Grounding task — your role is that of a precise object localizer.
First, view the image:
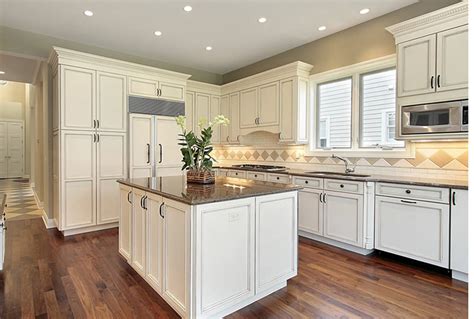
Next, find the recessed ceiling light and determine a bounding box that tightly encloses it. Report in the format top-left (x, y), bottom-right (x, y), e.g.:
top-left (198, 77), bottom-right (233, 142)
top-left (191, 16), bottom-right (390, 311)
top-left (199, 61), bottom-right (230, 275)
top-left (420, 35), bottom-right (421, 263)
top-left (0, 81), bottom-right (7, 86)
top-left (258, 17), bottom-right (267, 23)
top-left (184, 5), bottom-right (192, 12)
top-left (154, 31), bottom-right (162, 36)
top-left (0, 71), bottom-right (5, 75)
top-left (360, 8), bottom-right (370, 15)
top-left (318, 26), bottom-right (327, 31)
top-left (84, 10), bottom-right (93, 17)
top-left (205, 46), bottom-right (213, 51)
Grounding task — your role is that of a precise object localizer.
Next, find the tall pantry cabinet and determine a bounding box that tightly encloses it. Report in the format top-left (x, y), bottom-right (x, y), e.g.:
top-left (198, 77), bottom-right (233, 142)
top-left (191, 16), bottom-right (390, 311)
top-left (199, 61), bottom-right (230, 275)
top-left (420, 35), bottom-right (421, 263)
top-left (50, 48), bottom-right (127, 235)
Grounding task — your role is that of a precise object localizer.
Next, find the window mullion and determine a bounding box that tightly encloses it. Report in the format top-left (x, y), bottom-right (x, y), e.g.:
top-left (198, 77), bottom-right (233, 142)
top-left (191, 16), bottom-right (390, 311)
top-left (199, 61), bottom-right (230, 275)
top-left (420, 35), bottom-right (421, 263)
top-left (352, 74), bottom-right (360, 150)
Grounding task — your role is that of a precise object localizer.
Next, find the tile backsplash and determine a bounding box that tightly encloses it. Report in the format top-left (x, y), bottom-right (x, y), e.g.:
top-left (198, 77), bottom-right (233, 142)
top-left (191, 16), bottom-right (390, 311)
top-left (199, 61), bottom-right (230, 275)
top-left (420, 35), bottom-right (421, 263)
top-left (213, 142), bottom-right (468, 181)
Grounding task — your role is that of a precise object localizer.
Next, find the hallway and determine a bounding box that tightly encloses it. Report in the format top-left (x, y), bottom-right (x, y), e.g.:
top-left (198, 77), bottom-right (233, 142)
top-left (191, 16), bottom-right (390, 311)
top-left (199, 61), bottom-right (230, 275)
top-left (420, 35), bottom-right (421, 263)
top-left (0, 178), bottom-right (42, 221)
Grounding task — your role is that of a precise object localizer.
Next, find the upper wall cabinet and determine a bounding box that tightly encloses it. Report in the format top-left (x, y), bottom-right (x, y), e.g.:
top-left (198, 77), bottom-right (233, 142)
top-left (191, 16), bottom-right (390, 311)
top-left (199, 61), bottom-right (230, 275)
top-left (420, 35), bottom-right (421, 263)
top-left (387, 2), bottom-right (468, 104)
top-left (97, 72), bottom-right (127, 132)
top-left (129, 76), bottom-right (186, 101)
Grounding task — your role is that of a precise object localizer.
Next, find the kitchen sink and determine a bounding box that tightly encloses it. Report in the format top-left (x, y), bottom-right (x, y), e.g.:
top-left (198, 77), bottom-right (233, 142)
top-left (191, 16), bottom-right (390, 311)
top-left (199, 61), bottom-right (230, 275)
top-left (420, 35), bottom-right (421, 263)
top-left (305, 171), bottom-right (371, 178)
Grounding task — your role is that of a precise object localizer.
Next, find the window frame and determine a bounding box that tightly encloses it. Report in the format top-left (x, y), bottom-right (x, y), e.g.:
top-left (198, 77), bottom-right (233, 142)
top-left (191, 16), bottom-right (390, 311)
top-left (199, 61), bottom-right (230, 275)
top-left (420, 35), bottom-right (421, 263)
top-left (307, 55), bottom-right (414, 158)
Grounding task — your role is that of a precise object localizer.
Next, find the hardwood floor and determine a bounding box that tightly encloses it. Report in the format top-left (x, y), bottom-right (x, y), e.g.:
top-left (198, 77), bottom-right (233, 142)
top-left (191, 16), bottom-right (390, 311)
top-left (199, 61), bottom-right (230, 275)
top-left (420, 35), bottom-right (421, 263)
top-left (0, 218), bottom-right (468, 318)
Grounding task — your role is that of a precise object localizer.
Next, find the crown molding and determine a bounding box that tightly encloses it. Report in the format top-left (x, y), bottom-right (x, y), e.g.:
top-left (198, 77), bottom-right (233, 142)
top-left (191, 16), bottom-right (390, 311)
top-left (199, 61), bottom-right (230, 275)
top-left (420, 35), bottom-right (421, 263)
top-left (187, 79), bottom-right (222, 95)
top-left (48, 47), bottom-right (191, 82)
top-left (386, 2), bottom-right (468, 43)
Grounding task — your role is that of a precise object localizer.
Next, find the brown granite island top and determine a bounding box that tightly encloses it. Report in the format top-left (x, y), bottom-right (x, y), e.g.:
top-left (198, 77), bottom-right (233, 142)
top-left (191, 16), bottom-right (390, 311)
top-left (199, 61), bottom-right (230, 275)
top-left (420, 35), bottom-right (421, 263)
top-left (117, 176), bottom-right (303, 205)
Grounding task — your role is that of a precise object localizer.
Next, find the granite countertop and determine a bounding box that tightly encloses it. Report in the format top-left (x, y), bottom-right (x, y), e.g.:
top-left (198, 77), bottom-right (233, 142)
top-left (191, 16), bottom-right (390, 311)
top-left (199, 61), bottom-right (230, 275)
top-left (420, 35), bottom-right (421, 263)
top-left (214, 166), bottom-right (468, 190)
top-left (118, 176), bottom-right (302, 205)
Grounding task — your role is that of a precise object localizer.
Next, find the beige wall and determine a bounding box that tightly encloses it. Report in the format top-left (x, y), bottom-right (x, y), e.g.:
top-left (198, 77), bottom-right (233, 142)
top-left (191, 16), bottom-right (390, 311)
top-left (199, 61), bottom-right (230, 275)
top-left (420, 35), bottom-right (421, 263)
top-left (0, 26), bottom-right (223, 85)
top-left (222, 0), bottom-right (460, 83)
top-left (0, 81), bottom-right (26, 120)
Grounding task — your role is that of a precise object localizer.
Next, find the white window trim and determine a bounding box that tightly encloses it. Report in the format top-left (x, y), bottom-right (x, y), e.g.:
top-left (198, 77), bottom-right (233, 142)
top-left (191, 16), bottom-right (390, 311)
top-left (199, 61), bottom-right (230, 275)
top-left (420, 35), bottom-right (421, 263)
top-left (319, 116), bottom-right (330, 148)
top-left (306, 54), bottom-right (414, 158)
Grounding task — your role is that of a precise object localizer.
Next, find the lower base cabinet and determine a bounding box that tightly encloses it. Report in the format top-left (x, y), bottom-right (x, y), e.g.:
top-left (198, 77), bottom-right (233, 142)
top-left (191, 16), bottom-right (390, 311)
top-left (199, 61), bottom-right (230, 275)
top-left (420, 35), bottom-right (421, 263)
top-left (451, 189), bottom-right (468, 281)
top-left (375, 196), bottom-right (449, 268)
top-left (298, 188), bottom-right (324, 235)
top-left (118, 185), bottom-right (132, 262)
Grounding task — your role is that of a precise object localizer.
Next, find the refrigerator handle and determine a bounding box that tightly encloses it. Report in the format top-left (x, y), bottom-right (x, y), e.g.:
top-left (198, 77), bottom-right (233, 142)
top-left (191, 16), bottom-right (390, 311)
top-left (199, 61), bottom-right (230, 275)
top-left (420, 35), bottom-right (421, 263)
top-left (158, 144), bottom-right (163, 163)
top-left (146, 143), bottom-right (150, 164)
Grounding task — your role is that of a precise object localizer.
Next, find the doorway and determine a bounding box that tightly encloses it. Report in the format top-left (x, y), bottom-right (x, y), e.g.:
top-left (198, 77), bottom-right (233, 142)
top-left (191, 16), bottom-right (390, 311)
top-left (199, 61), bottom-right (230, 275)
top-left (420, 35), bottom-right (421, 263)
top-left (0, 119), bottom-right (24, 178)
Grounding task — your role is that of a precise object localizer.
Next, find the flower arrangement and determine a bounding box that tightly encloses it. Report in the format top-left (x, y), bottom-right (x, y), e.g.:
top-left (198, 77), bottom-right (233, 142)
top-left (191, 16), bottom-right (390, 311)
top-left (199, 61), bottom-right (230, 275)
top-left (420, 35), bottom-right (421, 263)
top-left (176, 115), bottom-right (229, 183)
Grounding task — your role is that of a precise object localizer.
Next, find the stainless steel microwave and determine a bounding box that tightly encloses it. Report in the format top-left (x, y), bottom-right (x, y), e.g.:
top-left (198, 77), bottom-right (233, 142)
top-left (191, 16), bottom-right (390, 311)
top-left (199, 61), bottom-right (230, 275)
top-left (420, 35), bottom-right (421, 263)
top-left (401, 100), bottom-right (468, 135)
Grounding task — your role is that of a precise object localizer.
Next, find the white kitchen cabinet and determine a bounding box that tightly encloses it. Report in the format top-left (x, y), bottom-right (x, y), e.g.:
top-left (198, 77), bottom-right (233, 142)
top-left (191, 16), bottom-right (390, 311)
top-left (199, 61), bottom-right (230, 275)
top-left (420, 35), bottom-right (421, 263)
top-left (397, 35), bottom-right (436, 97)
top-left (436, 25), bottom-right (468, 92)
top-left (239, 87), bottom-right (258, 128)
top-left (226, 170), bottom-right (247, 178)
top-left (267, 173), bottom-right (290, 184)
top-left (129, 114), bottom-right (153, 178)
top-left (159, 81), bottom-right (185, 101)
top-left (155, 116), bottom-right (182, 170)
top-left (61, 65), bottom-right (96, 130)
top-left (96, 132), bottom-right (127, 224)
top-left (258, 81), bottom-right (279, 127)
top-left (375, 195), bottom-right (449, 268)
top-left (246, 171), bottom-right (266, 181)
top-left (194, 93), bottom-right (211, 132)
top-left (298, 188), bottom-right (324, 235)
top-left (97, 72), bottom-right (127, 132)
top-left (229, 92), bottom-right (240, 143)
top-left (279, 77), bottom-right (309, 144)
top-left (185, 92), bottom-right (194, 132)
top-left (210, 95), bottom-right (221, 144)
top-left (451, 189), bottom-right (468, 281)
top-left (324, 191), bottom-right (363, 246)
top-left (119, 184), bottom-right (132, 263)
top-left (132, 189), bottom-right (147, 276)
top-left (256, 193), bottom-right (297, 293)
top-left (145, 193), bottom-right (164, 292)
top-left (220, 95), bottom-right (230, 143)
top-left (129, 76), bottom-right (159, 98)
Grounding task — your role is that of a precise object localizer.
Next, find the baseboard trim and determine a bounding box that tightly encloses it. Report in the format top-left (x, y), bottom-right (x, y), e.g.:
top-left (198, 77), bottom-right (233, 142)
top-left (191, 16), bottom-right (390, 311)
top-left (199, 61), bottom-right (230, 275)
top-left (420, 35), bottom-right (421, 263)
top-left (41, 210), bottom-right (56, 229)
top-left (299, 230), bottom-right (374, 256)
top-left (452, 270), bottom-right (468, 283)
top-left (62, 222), bottom-right (118, 237)
top-left (32, 188), bottom-right (44, 209)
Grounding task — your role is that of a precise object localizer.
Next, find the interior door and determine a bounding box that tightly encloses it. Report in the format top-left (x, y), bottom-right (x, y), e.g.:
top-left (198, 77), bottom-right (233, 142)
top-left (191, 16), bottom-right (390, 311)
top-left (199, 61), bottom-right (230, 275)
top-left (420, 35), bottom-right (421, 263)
top-left (6, 122), bottom-right (24, 178)
top-left (155, 116), bottom-right (182, 176)
top-left (97, 72), bottom-right (127, 132)
top-left (0, 122), bottom-right (8, 178)
top-left (130, 114), bottom-right (153, 178)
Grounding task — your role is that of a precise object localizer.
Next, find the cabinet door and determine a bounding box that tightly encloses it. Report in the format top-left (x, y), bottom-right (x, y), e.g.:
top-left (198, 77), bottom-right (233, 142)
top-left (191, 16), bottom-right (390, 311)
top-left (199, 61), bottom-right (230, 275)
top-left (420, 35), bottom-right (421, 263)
top-left (258, 81), bottom-right (279, 126)
top-left (97, 132), bottom-right (126, 224)
top-left (129, 114), bottom-right (153, 178)
top-left (128, 77), bottom-right (159, 98)
top-left (61, 131), bottom-right (96, 229)
top-left (324, 191), bottom-right (363, 247)
top-left (451, 189), bottom-right (468, 274)
top-left (239, 87), bottom-right (258, 128)
top-left (397, 35), bottom-right (436, 97)
top-left (162, 199), bottom-right (189, 316)
top-left (185, 92), bottom-right (194, 132)
top-left (61, 66), bottom-right (95, 130)
top-left (194, 93), bottom-right (211, 132)
top-left (159, 81), bottom-right (185, 101)
top-left (210, 95), bottom-right (220, 144)
top-left (256, 193), bottom-right (297, 293)
top-left (155, 116), bottom-right (181, 169)
top-left (132, 189), bottom-right (147, 276)
top-left (97, 72), bottom-right (127, 132)
top-left (145, 193), bottom-right (164, 293)
top-left (229, 93), bottom-right (240, 143)
top-left (219, 95), bottom-right (230, 143)
top-left (279, 78), bottom-right (296, 141)
top-left (436, 25), bottom-right (468, 92)
top-left (298, 188), bottom-right (324, 235)
top-left (375, 196), bottom-right (449, 268)
top-left (119, 185), bottom-right (132, 262)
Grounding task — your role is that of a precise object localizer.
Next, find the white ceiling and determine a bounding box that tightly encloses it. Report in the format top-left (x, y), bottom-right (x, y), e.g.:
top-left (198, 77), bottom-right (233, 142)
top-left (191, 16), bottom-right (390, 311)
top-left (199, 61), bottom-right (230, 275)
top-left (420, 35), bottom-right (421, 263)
top-left (0, 53), bottom-right (41, 83)
top-left (0, 0), bottom-right (417, 74)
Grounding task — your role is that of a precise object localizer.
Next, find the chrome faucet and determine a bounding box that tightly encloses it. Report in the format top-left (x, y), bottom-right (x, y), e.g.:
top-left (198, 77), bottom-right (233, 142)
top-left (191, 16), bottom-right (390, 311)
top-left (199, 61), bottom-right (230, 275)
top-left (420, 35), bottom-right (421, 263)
top-left (331, 154), bottom-right (355, 174)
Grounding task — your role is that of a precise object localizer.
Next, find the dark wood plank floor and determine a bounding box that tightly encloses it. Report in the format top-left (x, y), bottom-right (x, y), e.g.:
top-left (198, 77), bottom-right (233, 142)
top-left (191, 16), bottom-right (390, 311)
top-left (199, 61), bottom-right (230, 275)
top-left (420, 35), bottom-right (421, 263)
top-left (0, 218), bottom-right (467, 318)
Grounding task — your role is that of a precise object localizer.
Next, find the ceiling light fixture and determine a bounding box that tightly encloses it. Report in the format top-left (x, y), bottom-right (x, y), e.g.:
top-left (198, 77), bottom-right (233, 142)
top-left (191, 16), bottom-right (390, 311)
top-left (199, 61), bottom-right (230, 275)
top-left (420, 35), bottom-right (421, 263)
top-left (206, 46), bottom-right (213, 51)
top-left (184, 5), bottom-right (193, 12)
top-left (359, 8), bottom-right (370, 15)
top-left (84, 10), bottom-right (94, 16)
top-left (0, 81), bottom-right (7, 86)
top-left (258, 17), bottom-right (267, 23)
top-left (318, 26), bottom-right (327, 31)
top-left (154, 31), bottom-right (162, 36)
top-left (0, 71), bottom-right (5, 75)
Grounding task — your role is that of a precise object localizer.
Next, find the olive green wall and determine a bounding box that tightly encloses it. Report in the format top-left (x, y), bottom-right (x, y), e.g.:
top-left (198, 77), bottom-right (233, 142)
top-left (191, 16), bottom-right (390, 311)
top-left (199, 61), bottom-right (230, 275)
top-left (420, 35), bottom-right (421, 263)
top-left (222, 0), bottom-right (460, 84)
top-left (0, 26), bottom-right (223, 85)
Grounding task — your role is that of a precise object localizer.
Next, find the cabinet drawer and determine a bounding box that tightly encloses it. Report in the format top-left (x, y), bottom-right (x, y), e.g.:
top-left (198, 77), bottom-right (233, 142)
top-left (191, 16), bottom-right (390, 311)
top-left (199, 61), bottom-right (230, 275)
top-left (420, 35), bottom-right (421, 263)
top-left (293, 176), bottom-right (323, 189)
top-left (324, 179), bottom-right (363, 194)
top-left (227, 170), bottom-right (247, 178)
top-left (376, 183), bottom-right (449, 204)
top-left (267, 174), bottom-right (290, 184)
top-left (247, 172), bottom-right (267, 181)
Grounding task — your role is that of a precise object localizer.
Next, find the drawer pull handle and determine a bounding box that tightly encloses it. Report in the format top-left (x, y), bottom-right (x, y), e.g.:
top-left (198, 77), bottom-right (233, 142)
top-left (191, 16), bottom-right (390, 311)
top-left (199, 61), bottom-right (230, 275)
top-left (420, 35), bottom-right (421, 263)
top-left (340, 184), bottom-right (344, 188)
top-left (401, 199), bottom-right (417, 204)
top-left (254, 175), bottom-right (258, 178)
top-left (405, 189), bottom-right (411, 194)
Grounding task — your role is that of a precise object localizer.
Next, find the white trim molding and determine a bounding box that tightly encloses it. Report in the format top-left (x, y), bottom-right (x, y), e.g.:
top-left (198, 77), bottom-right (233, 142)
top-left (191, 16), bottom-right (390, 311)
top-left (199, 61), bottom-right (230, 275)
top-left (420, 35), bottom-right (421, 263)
top-left (42, 210), bottom-right (56, 229)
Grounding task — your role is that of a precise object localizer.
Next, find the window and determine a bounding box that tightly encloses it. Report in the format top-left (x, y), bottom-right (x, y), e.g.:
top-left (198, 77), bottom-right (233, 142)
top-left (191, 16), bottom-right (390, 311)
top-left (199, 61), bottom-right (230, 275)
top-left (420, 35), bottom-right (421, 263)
top-left (360, 69), bottom-right (404, 148)
top-left (317, 78), bottom-right (352, 148)
top-left (310, 56), bottom-right (410, 157)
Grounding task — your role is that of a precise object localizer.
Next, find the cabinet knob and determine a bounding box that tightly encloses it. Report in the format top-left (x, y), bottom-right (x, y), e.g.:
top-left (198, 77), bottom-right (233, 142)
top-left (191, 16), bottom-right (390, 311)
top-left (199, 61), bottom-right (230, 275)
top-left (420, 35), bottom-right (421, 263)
top-left (340, 184), bottom-right (344, 188)
top-left (277, 177), bottom-right (280, 180)
top-left (405, 189), bottom-right (411, 194)
top-left (254, 175), bottom-right (258, 178)
top-left (305, 181), bottom-right (308, 184)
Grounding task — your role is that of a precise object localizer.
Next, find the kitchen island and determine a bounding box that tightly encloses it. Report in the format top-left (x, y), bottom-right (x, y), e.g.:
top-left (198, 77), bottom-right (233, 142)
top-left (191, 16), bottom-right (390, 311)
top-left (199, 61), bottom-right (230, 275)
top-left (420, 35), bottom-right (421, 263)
top-left (117, 176), bottom-right (301, 319)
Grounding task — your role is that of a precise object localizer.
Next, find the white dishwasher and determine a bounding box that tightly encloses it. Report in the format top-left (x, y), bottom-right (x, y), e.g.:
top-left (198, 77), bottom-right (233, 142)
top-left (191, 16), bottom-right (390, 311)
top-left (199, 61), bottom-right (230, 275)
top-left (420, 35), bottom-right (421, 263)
top-left (375, 183), bottom-right (450, 268)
